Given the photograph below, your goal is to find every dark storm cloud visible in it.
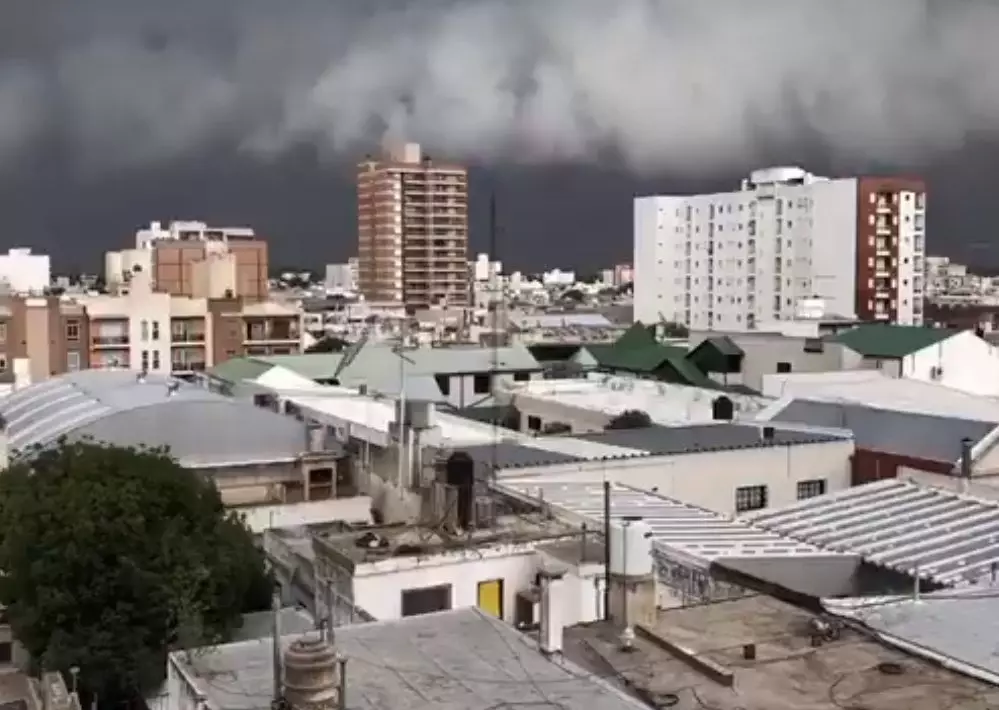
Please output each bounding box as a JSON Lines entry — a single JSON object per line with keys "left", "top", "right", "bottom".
{"left": 3, "top": 0, "right": 999, "bottom": 173}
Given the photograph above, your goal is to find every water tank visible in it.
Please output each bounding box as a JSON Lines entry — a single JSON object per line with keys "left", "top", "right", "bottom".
{"left": 283, "top": 636, "right": 340, "bottom": 710}
{"left": 396, "top": 400, "right": 435, "bottom": 430}
{"left": 306, "top": 423, "right": 327, "bottom": 453}
{"left": 445, "top": 452, "right": 476, "bottom": 530}
{"left": 608, "top": 517, "right": 653, "bottom": 577}
{"left": 712, "top": 396, "right": 734, "bottom": 421}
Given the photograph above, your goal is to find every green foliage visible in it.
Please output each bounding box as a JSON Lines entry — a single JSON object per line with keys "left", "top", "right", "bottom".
{"left": 605, "top": 409, "right": 653, "bottom": 430}
{"left": 0, "top": 439, "right": 272, "bottom": 707}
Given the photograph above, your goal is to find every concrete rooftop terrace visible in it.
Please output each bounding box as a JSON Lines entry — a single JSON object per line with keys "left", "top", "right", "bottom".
{"left": 564, "top": 595, "right": 999, "bottom": 710}
{"left": 176, "top": 608, "right": 647, "bottom": 710}
{"left": 312, "top": 513, "right": 579, "bottom": 568}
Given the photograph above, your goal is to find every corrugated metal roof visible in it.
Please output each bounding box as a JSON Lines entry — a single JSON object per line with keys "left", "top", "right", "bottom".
{"left": 769, "top": 399, "right": 996, "bottom": 463}
{"left": 0, "top": 370, "right": 325, "bottom": 468}
{"left": 257, "top": 353, "right": 343, "bottom": 381}
{"left": 206, "top": 357, "right": 273, "bottom": 385}
{"left": 575, "top": 422, "right": 849, "bottom": 456}
{"left": 457, "top": 441, "right": 585, "bottom": 469}
{"left": 747, "top": 479, "right": 999, "bottom": 586}
{"left": 498, "top": 479, "right": 840, "bottom": 566}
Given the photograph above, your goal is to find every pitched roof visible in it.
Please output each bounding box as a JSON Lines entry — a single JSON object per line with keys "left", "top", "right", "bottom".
{"left": 769, "top": 399, "right": 997, "bottom": 463}
{"left": 832, "top": 324, "right": 956, "bottom": 358}
{"left": 256, "top": 353, "right": 343, "bottom": 381}
{"left": 587, "top": 322, "right": 714, "bottom": 388}
{"left": 207, "top": 357, "right": 274, "bottom": 385}
{"left": 693, "top": 335, "right": 745, "bottom": 358}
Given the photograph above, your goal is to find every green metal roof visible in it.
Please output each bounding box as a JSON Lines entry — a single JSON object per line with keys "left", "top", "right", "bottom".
{"left": 582, "top": 323, "right": 716, "bottom": 388}
{"left": 832, "top": 324, "right": 956, "bottom": 359}
{"left": 207, "top": 357, "right": 274, "bottom": 385}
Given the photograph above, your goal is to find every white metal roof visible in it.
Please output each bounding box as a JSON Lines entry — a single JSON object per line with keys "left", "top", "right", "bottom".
{"left": 497, "top": 479, "right": 838, "bottom": 568}
{"left": 747, "top": 479, "right": 999, "bottom": 586}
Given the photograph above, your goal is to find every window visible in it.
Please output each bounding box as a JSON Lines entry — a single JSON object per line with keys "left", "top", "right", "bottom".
{"left": 527, "top": 416, "right": 542, "bottom": 432}
{"left": 67, "top": 351, "right": 81, "bottom": 372}
{"left": 152, "top": 320, "right": 160, "bottom": 341}
{"left": 0, "top": 641, "right": 11, "bottom": 665}
{"left": 140, "top": 320, "right": 149, "bottom": 341}
{"left": 152, "top": 351, "right": 161, "bottom": 370}
{"left": 473, "top": 374, "right": 491, "bottom": 394}
{"left": 803, "top": 338, "right": 824, "bottom": 354}
{"left": 513, "top": 371, "right": 531, "bottom": 382}
{"left": 797, "top": 479, "right": 827, "bottom": 499}
{"left": 776, "top": 361, "right": 792, "bottom": 373}
{"left": 434, "top": 375, "right": 451, "bottom": 396}
{"left": 141, "top": 350, "right": 149, "bottom": 371}
{"left": 65, "top": 320, "right": 80, "bottom": 341}
{"left": 735, "top": 485, "right": 768, "bottom": 512}
{"left": 0, "top": 354, "right": 7, "bottom": 372}
{"left": 401, "top": 584, "right": 452, "bottom": 617}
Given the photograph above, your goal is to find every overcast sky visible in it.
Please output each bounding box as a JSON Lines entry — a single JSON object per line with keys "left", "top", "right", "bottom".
{"left": 1, "top": 0, "right": 998, "bottom": 272}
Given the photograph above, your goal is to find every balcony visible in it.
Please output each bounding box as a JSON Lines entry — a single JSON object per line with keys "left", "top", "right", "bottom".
{"left": 171, "top": 331, "right": 206, "bottom": 345}
{"left": 172, "top": 361, "right": 206, "bottom": 373}
{"left": 244, "top": 322, "right": 300, "bottom": 345}
{"left": 92, "top": 335, "right": 129, "bottom": 347}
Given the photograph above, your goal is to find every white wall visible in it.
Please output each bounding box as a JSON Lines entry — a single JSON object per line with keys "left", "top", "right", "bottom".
{"left": 0, "top": 249, "right": 50, "bottom": 294}
{"left": 633, "top": 170, "right": 861, "bottom": 331}
{"left": 237, "top": 497, "right": 373, "bottom": 533}
{"left": 497, "top": 440, "right": 854, "bottom": 516}
{"left": 350, "top": 543, "right": 542, "bottom": 623}
{"left": 905, "top": 331, "right": 999, "bottom": 396}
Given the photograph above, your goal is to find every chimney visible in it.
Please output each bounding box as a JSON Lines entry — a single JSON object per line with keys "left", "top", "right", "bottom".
{"left": 538, "top": 568, "right": 566, "bottom": 656}
{"left": 306, "top": 422, "right": 326, "bottom": 453}
{"left": 959, "top": 437, "right": 974, "bottom": 493}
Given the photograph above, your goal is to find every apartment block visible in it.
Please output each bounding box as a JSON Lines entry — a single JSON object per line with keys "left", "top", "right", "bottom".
{"left": 634, "top": 167, "right": 926, "bottom": 331}
{"left": 106, "top": 220, "right": 269, "bottom": 300}
{"left": 357, "top": 142, "right": 469, "bottom": 308}
{"left": 0, "top": 296, "right": 89, "bottom": 386}
{"left": 80, "top": 270, "right": 300, "bottom": 377}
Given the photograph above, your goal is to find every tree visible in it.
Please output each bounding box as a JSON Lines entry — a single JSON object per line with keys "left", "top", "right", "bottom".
{"left": 306, "top": 336, "right": 350, "bottom": 354}
{"left": 605, "top": 409, "right": 653, "bottom": 430}
{"left": 560, "top": 288, "right": 585, "bottom": 303}
{"left": 542, "top": 421, "right": 572, "bottom": 435}
{"left": 660, "top": 321, "right": 689, "bottom": 338}
{"left": 0, "top": 440, "right": 273, "bottom": 708}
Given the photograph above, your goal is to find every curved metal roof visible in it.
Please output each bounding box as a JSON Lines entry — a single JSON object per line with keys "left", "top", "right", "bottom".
{"left": 0, "top": 370, "right": 317, "bottom": 468}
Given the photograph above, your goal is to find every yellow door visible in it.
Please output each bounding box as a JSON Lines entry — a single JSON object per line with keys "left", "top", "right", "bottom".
{"left": 477, "top": 579, "right": 503, "bottom": 619}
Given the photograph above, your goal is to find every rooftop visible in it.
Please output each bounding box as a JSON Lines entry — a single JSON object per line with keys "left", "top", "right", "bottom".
{"left": 177, "top": 608, "right": 647, "bottom": 710}
{"left": 761, "top": 370, "right": 999, "bottom": 421}
{"left": 0, "top": 370, "right": 326, "bottom": 468}
{"left": 825, "top": 588, "right": 999, "bottom": 685}
{"left": 747, "top": 479, "right": 999, "bottom": 586}
{"left": 831, "top": 323, "right": 957, "bottom": 358}
{"left": 497, "top": 480, "right": 839, "bottom": 567}
{"left": 565, "top": 595, "right": 999, "bottom": 710}
{"left": 509, "top": 374, "right": 771, "bottom": 424}
{"left": 312, "top": 513, "right": 579, "bottom": 568}
{"left": 764, "top": 398, "right": 997, "bottom": 463}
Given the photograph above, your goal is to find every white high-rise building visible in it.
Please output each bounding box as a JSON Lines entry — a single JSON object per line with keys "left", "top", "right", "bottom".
{"left": 634, "top": 167, "right": 927, "bottom": 332}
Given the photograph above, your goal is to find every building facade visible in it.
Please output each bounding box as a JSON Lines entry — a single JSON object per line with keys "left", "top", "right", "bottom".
{"left": 0, "top": 248, "right": 51, "bottom": 294}
{"left": 634, "top": 166, "right": 926, "bottom": 331}
{"left": 357, "top": 143, "right": 469, "bottom": 308}
{"left": 106, "top": 220, "right": 269, "bottom": 300}
{"left": 0, "top": 296, "right": 89, "bottom": 388}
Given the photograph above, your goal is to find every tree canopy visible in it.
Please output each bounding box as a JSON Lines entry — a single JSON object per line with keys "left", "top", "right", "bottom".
{"left": 605, "top": 409, "right": 653, "bottom": 430}
{"left": 0, "top": 440, "right": 272, "bottom": 708}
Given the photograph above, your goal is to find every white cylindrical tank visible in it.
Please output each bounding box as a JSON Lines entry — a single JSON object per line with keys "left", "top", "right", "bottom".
{"left": 609, "top": 518, "right": 653, "bottom": 577}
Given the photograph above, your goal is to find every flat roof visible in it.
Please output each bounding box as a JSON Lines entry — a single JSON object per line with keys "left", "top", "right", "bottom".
{"left": 313, "top": 513, "right": 578, "bottom": 568}
{"left": 497, "top": 480, "right": 839, "bottom": 568}
{"left": 510, "top": 374, "right": 772, "bottom": 424}
{"left": 576, "top": 422, "right": 848, "bottom": 455}
{"left": 564, "top": 595, "right": 999, "bottom": 709}
{"left": 747, "top": 479, "right": 999, "bottom": 586}
{"left": 177, "top": 608, "right": 647, "bottom": 710}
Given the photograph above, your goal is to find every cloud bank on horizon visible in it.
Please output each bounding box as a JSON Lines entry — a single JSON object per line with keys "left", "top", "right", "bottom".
{"left": 1, "top": 0, "right": 998, "bottom": 173}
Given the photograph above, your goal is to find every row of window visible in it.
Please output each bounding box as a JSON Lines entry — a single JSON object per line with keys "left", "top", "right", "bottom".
{"left": 433, "top": 371, "right": 531, "bottom": 397}
{"left": 140, "top": 350, "right": 161, "bottom": 371}
{"left": 735, "top": 479, "right": 827, "bottom": 513}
